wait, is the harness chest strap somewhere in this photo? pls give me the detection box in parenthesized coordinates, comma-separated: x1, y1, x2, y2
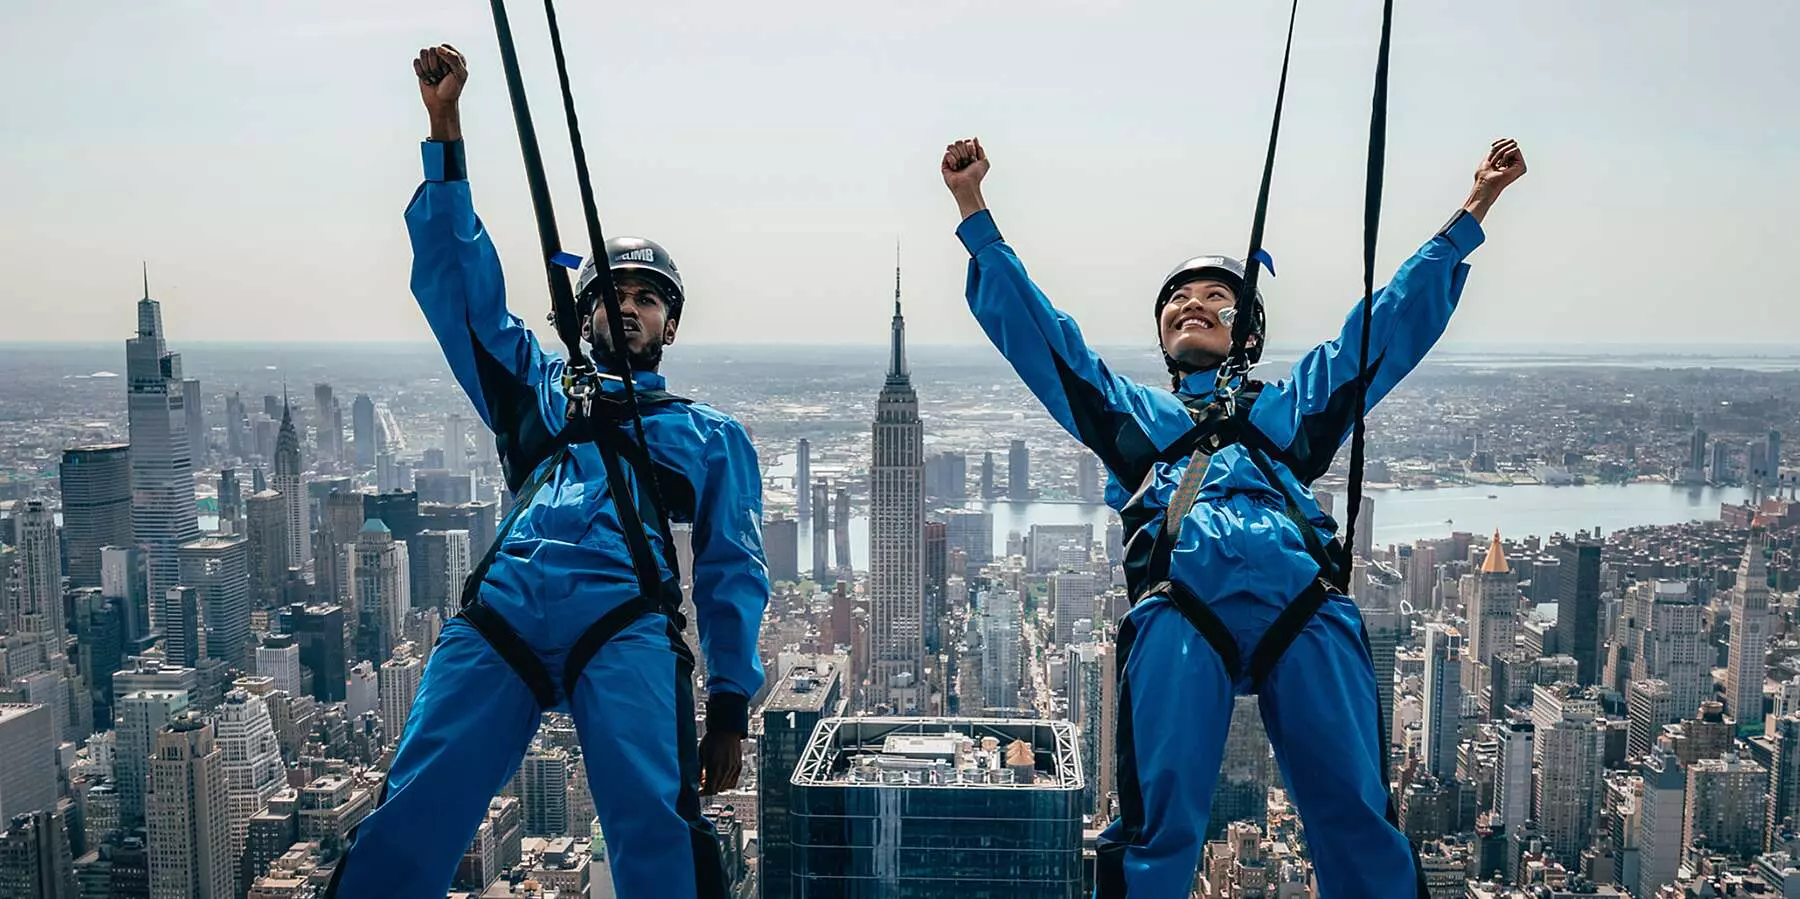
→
(455, 390, 692, 710)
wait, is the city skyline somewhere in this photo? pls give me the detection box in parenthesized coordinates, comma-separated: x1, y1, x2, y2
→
(8, 215, 1800, 896)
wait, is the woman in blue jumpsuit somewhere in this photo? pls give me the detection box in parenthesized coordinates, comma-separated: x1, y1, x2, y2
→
(327, 46, 768, 899)
(940, 137, 1526, 897)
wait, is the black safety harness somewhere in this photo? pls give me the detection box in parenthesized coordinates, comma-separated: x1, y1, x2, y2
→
(1125, 0, 1424, 893)
(1121, 381, 1348, 689)
(452, 0, 694, 710)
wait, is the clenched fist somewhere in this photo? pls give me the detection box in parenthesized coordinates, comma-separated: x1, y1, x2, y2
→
(942, 137, 991, 221)
(414, 44, 468, 142)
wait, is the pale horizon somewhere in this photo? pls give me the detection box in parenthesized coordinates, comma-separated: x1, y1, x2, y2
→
(3, 1, 1794, 349)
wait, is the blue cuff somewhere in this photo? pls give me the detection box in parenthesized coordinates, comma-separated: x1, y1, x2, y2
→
(956, 209, 1003, 256)
(704, 690, 749, 736)
(1437, 208, 1486, 257)
(422, 140, 467, 182)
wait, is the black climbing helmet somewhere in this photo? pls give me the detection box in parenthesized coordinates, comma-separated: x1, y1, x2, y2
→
(577, 236, 685, 321)
(1154, 255, 1268, 375)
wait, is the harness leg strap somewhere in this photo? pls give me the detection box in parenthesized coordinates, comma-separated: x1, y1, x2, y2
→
(1151, 580, 1244, 683)
(560, 584, 682, 700)
(458, 601, 560, 709)
(1246, 580, 1332, 688)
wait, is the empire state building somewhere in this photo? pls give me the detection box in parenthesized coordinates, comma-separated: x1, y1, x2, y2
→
(868, 252, 925, 713)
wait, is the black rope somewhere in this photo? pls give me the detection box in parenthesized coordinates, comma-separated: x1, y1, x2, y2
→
(540, 0, 670, 541)
(485, 0, 674, 606)
(1218, 0, 1299, 393)
(485, 0, 589, 370)
(1342, 0, 1393, 583)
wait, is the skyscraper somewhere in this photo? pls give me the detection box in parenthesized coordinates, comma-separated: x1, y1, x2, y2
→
(1421, 624, 1464, 781)
(1637, 580, 1708, 719)
(796, 438, 812, 517)
(1535, 703, 1604, 866)
(10, 501, 64, 644)
(244, 491, 288, 609)
(347, 521, 410, 663)
(1628, 679, 1676, 758)
(59, 445, 133, 589)
(1463, 531, 1519, 665)
(293, 605, 347, 703)
(833, 488, 852, 581)
(178, 534, 251, 666)
(314, 490, 367, 606)
(980, 587, 1023, 711)
(352, 395, 378, 469)
(788, 718, 1084, 898)
(923, 521, 947, 654)
(146, 713, 232, 899)
(158, 587, 206, 668)
(1493, 717, 1533, 882)
(1551, 537, 1603, 685)
(0, 705, 55, 823)
(760, 658, 845, 899)
(117, 690, 190, 829)
(1050, 571, 1097, 645)
(255, 634, 302, 697)
(314, 383, 340, 465)
(378, 644, 423, 741)
(1768, 715, 1800, 848)
(1690, 428, 1709, 473)
(1637, 742, 1686, 898)
(1770, 430, 1783, 487)
(981, 451, 997, 500)
(945, 511, 994, 568)
(519, 747, 570, 838)
(1210, 695, 1273, 839)
(764, 518, 800, 585)
(101, 545, 152, 646)
(225, 392, 247, 460)
(1727, 526, 1771, 735)
(218, 469, 242, 534)
(0, 809, 78, 899)
(415, 529, 472, 612)
(212, 691, 283, 867)
(272, 402, 309, 570)
(1361, 605, 1401, 737)
(1685, 753, 1768, 860)
(1076, 454, 1101, 504)
(1007, 439, 1030, 501)
(810, 480, 831, 583)
(444, 413, 467, 476)
(182, 379, 205, 467)
(127, 277, 201, 603)
(868, 259, 925, 713)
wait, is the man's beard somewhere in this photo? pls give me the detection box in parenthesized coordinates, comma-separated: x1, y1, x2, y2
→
(590, 334, 664, 372)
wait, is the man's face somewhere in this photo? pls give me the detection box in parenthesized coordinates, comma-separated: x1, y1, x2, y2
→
(585, 275, 678, 370)
(1158, 278, 1241, 372)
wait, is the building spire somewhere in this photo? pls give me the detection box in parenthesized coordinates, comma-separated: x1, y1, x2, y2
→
(142, 261, 149, 300)
(1481, 529, 1510, 574)
(886, 239, 908, 384)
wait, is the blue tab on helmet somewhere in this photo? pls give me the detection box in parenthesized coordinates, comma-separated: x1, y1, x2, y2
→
(550, 251, 584, 271)
(1251, 248, 1277, 277)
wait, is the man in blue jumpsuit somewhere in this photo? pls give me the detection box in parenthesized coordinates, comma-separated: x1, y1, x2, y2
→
(940, 137, 1526, 897)
(327, 45, 768, 899)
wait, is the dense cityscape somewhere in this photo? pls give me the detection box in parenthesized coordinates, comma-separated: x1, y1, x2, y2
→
(6, 275, 1800, 899)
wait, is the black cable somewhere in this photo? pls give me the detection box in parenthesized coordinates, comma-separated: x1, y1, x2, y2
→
(1342, 0, 1393, 586)
(485, 0, 590, 369)
(1221, 0, 1300, 388)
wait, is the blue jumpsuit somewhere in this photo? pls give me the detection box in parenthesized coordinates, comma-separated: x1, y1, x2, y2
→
(956, 208, 1485, 898)
(328, 140, 769, 899)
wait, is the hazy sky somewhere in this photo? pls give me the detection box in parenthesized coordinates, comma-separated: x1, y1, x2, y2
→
(2, 1, 1795, 350)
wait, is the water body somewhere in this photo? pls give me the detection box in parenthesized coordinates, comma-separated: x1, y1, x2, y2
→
(790, 483, 1757, 571)
(194, 483, 1753, 572)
